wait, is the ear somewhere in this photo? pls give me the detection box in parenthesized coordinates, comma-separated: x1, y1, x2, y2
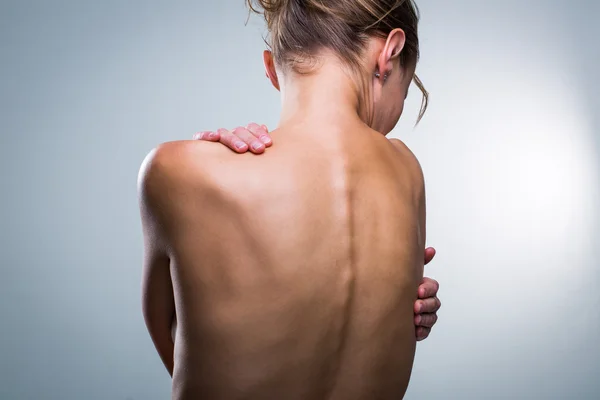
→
(376, 28, 406, 78)
(263, 50, 280, 91)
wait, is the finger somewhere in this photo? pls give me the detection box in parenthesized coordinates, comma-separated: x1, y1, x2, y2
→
(246, 122, 273, 147)
(230, 126, 266, 154)
(416, 327, 431, 341)
(418, 277, 440, 299)
(193, 131, 220, 141)
(414, 313, 438, 328)
(218, 128, 249, 153)
(424, 247, 436, 265)
(414, 297, 441, 314)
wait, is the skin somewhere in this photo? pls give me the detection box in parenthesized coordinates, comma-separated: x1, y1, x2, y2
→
(140, 29, 437, 399)
(194, 126, 440, 341)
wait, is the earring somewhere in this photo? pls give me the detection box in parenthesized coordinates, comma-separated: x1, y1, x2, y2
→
(375, 71, 390, 82)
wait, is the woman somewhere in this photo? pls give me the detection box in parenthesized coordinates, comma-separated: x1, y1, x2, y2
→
(140, 1, 439, 398)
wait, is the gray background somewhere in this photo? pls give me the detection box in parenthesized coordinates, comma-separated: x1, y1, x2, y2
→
(1, 0, 598, 399)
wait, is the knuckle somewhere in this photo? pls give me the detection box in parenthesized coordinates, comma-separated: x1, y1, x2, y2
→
(424, 287, 433, 298)
(417, 300, 424, 312)
(224, 134, 240, 146)
(425, 298, 435, 311)
(221, 132, 234, 142)
(424, 315, 433, 326)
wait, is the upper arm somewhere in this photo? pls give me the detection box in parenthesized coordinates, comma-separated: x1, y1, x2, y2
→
(138, 146, 177, 376)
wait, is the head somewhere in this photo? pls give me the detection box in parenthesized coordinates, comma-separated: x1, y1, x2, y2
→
(248, 0, 428, 135)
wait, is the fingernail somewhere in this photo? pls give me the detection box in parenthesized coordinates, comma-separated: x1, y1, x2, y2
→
(259, 135, 271, 144)
(235, 141, 247, 150)
(252, 142, 264, 151)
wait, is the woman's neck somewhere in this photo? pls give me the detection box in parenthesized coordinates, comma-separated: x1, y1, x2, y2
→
(277, 61, 369, 130)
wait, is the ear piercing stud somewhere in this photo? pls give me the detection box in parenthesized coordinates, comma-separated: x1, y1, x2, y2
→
(375, 71, 390, 82)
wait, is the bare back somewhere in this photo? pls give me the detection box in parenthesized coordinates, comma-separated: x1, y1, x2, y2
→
(151, 126, 425, 399)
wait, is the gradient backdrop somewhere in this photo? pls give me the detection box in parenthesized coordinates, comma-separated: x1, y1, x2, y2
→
(1, 0, 598, 399)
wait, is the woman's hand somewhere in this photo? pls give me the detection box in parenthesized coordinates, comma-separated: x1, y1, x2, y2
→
(193, 125, 441, 341)
(193, 123, 273, 154)
(415, 247, 441, 341)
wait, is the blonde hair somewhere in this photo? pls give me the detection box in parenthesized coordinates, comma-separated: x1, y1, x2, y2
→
(247, 0, 429, 123)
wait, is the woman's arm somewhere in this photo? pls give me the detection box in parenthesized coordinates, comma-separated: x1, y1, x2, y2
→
(138, 149, 176, 376)
(141, 248, 175, 376)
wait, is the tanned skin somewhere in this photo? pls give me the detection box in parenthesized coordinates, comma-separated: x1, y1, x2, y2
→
(139, 29, 428, 400)
(194, 124, 441, 343)
(139, 127, 425, 399)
